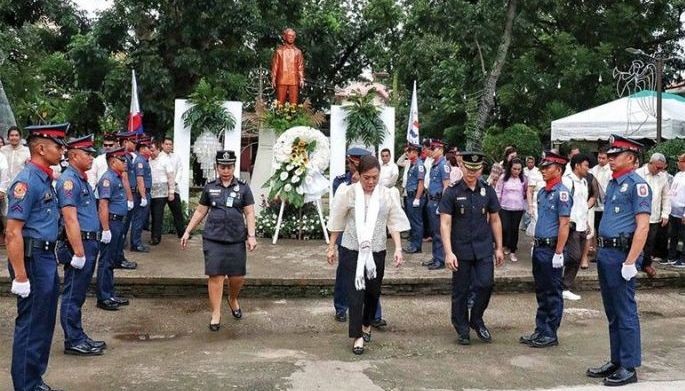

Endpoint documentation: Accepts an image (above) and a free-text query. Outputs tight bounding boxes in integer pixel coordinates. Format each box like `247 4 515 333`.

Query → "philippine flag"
406 80 419 145
128 69 144 135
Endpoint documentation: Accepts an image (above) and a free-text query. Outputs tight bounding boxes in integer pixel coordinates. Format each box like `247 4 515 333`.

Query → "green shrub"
256 201 328 240
483 123 543 165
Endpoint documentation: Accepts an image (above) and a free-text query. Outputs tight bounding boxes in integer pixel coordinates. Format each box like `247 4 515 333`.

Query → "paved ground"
1 233 683 296
1 290 684 390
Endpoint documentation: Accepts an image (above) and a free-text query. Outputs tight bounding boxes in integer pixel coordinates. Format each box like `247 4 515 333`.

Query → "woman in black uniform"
181 150 257 331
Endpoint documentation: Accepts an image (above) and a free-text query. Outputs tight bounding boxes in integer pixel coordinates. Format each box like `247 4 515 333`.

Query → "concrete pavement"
1 234 684 297
1 290 684 390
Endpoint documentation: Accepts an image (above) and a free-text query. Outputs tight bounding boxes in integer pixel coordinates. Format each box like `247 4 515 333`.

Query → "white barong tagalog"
353 182 379 290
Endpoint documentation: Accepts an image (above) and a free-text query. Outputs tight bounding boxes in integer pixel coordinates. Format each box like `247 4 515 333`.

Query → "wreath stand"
272 198 330 245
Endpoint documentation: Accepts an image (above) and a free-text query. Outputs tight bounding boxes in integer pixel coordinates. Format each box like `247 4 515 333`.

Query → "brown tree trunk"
467 0 518 151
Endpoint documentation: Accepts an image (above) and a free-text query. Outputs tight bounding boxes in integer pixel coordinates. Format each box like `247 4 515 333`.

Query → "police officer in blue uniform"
7 123 67 391
115 131 137 269
130 136 152 252
586 135 651 387
56 135 107 356
520 150 572 348
96 147 131 311
424 139 451 270
403 143 425 253
439 152 504 345
181 150 257 331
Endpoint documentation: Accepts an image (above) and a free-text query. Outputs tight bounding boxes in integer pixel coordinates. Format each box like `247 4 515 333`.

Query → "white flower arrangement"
266 126 330 207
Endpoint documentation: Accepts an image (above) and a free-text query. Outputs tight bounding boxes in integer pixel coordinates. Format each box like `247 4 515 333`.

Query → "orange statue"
271 28 304 105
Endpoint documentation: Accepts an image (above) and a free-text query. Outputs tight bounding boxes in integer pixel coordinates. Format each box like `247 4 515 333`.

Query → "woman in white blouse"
327 155 410 355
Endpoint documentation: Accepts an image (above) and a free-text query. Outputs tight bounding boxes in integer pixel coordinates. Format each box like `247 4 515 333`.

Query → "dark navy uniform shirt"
57 165 100 232
97 168 129 216
598 171 652 238
332 172 352 195
199 177 255 243
406 158 425 193
133 154 152 190
438 179 500 261
429 156 451 196
535 181 573 238
125 153 137 191
7 162 59 242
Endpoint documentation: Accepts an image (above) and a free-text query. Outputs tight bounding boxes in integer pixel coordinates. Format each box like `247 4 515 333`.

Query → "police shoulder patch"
137 162 143 169
13 182 28 199
418 165 425 172
444 164 450 173
636 183 649 198
102 179 110 188
63 180 74 191
559 191 569 202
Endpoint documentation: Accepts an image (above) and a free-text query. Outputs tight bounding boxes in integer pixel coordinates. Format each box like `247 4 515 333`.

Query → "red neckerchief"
544 177 561 192
29 160 53 180
612 167 633 180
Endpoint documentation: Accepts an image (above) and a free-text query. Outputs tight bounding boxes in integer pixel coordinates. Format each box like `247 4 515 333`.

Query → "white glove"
621 263 638 281
70 255 86 269
140 197 148 207
101 230 112 244
552 252 564 268
11 279 30 298
127 200 134 210
412 198 420 208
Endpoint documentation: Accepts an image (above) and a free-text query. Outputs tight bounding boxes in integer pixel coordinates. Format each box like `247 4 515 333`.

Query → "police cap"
216 150 236 165
66 134 97 153
540 150 569 168
460 151 485 170
25 123 69 146
346 147 371 157
606 134 644 156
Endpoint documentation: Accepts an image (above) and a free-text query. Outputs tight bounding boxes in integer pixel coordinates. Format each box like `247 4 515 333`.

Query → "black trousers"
642 223 661 268
500 209 524 253
451 256 494 336
653 222 669 259
339 246 386 339
150 197 167 242
563 230 586 290
166 192 186 237
668 215 684 261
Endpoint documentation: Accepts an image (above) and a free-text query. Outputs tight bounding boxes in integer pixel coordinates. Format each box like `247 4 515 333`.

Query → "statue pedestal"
250 128 277 215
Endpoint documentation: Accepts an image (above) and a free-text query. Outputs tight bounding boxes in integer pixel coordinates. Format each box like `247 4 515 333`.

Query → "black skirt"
202 238 247 277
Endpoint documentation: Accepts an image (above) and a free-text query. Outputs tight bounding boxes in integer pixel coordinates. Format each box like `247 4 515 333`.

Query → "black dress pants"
642 222 660 268
166 192 186 237
150 197 167 242
563 229 586 290
339 246 386 339
500 209 524 253
668 215 684 261
451 256 494 336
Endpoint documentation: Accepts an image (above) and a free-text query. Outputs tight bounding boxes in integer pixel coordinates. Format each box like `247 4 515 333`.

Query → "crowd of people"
3 121 674 389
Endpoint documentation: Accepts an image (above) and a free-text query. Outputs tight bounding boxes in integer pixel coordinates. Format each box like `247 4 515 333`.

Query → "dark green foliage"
182 78 236 139
343 90 386 148
482 123 543 163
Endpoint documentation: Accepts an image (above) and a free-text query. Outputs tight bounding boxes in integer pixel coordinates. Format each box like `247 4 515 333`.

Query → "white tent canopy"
551 91 685 141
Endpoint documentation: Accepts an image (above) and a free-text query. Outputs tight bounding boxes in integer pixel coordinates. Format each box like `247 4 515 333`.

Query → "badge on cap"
636 183 648 197
223 152 230 160
471 155 479 162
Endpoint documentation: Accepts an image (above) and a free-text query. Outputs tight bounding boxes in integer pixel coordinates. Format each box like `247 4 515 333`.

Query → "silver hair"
649 152 666 164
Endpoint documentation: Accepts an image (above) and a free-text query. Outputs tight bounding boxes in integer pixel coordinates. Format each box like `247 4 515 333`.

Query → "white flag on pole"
406 80 419 144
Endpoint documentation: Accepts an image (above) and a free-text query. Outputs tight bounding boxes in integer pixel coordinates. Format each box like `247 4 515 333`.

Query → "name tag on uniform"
456 197 467 200
209 189 221 194
226 197 234 207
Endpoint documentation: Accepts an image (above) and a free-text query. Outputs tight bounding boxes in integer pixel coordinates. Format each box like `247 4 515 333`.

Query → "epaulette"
237 178 246 185
335 174 346 179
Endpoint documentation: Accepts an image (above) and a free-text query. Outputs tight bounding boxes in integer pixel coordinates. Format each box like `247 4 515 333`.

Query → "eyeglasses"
103 143 116 147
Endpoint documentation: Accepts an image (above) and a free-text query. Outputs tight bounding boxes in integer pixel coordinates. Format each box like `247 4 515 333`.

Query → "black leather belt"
428 194 442 201
533 237 557 248
597 236 633 250
24 238 56 251
109 213 125 221
81 231 99 240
